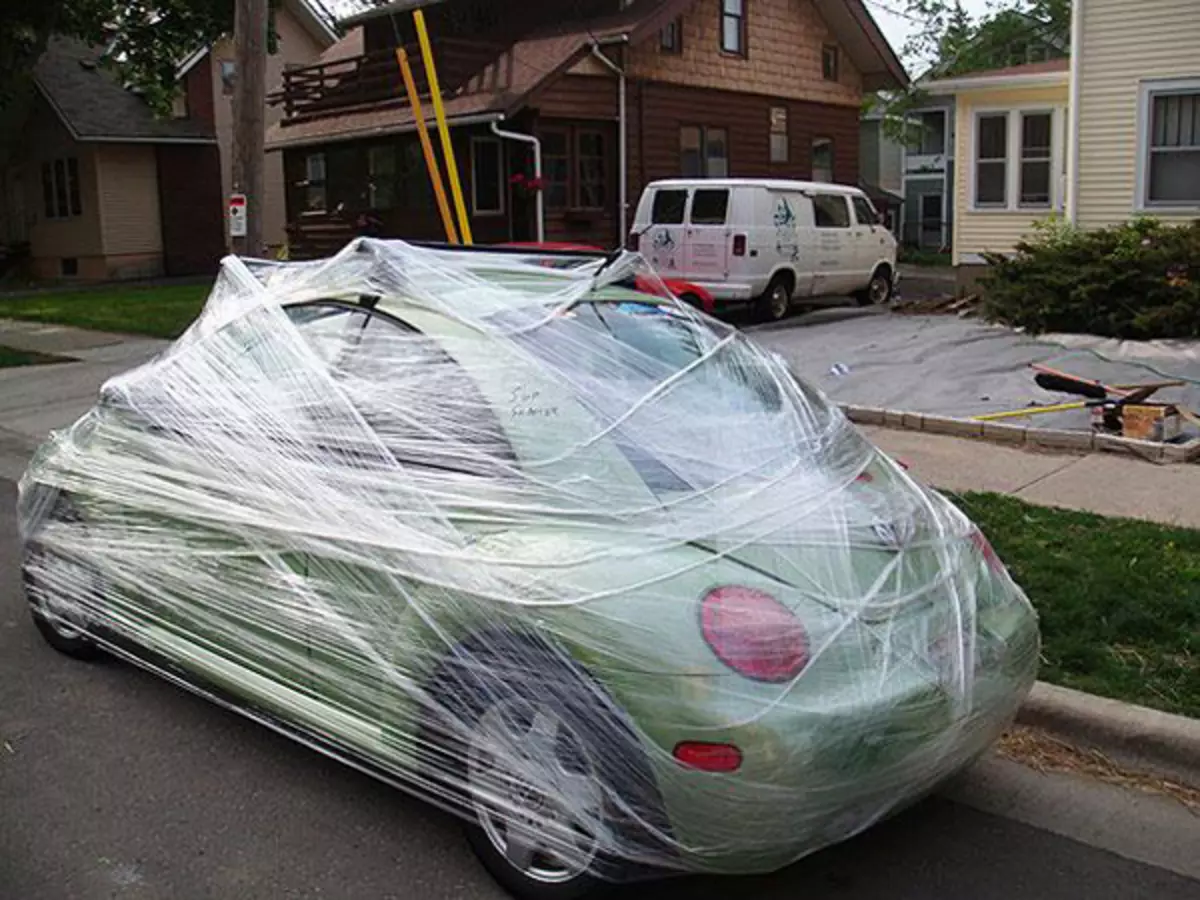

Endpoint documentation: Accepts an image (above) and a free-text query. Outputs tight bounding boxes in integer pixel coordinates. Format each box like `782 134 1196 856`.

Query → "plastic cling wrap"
19 239 1038 882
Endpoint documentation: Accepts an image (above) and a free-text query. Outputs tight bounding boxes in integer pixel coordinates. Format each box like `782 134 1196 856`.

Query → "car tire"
754 275 793 323
426 633 669 900
855 268 893 307
22 492 103 661
677 292 704 312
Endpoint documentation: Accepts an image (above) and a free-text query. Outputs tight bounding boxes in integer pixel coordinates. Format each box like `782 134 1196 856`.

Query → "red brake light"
732 234 747 256
970 528 1004 574
700 586 809 682
673 741 743 772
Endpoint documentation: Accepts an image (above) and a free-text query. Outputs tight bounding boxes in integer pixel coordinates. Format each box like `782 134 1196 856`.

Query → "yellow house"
925 59 1070 285
1069 0 1200 229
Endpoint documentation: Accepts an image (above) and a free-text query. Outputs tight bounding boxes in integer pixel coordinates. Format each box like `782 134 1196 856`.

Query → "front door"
810 192 855 295
682 187 730 282
920 193 943 249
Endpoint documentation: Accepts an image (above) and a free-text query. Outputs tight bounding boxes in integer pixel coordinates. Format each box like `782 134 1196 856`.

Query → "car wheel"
754 275 793 323
855 269 893 307
429 635 669 900
677 292 703 311
23 540 102 660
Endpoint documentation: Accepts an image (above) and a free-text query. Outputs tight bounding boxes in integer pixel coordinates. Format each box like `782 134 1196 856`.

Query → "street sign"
228 193 247 239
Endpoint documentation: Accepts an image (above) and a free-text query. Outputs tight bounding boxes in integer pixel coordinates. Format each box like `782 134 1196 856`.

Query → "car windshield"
500 299 836 494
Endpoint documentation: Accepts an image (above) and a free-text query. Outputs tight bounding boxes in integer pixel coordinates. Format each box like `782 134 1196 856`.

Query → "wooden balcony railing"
272 38 509 124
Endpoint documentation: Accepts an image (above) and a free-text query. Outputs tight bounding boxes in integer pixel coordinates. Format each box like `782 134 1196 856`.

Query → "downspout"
491 119 544 243
590 41 628 246
1066 0 1083 224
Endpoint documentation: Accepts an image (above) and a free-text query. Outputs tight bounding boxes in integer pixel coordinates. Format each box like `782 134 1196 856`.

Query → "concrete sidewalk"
864 424 1200 529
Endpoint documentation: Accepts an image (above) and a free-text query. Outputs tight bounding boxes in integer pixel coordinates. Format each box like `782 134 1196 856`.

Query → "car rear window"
689 189 730 225
812 193 851 228
650 189 687 224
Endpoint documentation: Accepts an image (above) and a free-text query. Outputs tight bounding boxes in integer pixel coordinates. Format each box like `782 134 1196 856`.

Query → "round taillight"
700 586 810 682
969 528 1005 574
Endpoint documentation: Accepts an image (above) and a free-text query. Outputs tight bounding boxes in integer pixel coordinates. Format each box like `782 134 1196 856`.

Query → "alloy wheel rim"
466 699 603 884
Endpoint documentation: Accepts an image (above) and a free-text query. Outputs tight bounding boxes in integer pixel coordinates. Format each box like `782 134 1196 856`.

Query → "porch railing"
271 38 509 124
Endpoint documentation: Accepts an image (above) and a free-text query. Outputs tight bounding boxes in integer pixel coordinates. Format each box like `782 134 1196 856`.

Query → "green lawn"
0 283 210 339
955 492 1200 718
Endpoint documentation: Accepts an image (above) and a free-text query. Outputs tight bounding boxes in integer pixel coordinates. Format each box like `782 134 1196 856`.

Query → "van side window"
812 194 851 228
651 189 687 224
851 196 877 226
689 189 729 225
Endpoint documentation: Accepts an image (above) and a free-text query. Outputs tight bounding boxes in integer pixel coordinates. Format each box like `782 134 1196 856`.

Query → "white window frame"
969 106 1065 213
470 136 504 216
1017 109 1054 210
1136 77 1200 212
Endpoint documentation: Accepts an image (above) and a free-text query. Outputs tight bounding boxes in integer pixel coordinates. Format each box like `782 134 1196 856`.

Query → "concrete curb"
840 403 1200 465
1017 682 1200 790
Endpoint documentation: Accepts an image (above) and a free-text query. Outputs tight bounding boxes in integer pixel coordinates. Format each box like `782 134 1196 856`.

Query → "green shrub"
979 217 1200 339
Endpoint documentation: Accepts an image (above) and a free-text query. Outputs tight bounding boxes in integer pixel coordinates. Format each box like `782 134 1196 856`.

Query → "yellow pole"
972 401 1088 421
413 8 473 244
395 46 458 244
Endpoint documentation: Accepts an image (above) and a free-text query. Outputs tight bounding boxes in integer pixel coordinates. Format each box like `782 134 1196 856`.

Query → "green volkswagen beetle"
19 240 1038 900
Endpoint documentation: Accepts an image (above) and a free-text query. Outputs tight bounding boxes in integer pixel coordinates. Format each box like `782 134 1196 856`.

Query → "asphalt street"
2 479 1199 900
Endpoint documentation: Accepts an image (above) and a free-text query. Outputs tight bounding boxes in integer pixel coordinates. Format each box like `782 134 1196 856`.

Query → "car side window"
812 194 851 228
286 302 516 475
650 189 687 224
689 189 730 225
851 196 877 226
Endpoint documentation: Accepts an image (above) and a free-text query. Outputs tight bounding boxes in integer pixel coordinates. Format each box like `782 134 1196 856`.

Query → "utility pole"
231 0 268 257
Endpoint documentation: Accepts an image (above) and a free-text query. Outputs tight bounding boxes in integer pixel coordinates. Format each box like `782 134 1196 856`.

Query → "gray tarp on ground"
755 311 1200 435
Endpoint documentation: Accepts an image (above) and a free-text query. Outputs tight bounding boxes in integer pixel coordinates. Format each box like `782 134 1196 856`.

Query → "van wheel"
855 268 893 306
755 275 793 323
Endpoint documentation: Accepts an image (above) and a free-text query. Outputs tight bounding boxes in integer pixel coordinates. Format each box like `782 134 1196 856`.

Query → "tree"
875 0 1071 140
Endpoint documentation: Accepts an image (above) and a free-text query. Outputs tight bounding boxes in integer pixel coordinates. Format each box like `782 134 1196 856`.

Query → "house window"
304 153 326 212
1019 112 1053 207
974 113 1008 207
367 145 397 210
470 137 504 215
680 126 728 177
812 193 850 228
720 0 745 56
41 157 82 219
811 137 834 182
1141 81 1200 207
660 17 682 53
908 110 946 155
769 106 788 163
576 130 607 209
220 60 236 97
822 45 839 81
542 129 569 209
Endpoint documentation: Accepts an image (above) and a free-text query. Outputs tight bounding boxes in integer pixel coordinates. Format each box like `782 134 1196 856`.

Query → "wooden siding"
952 85 1069 264
530 74 618 121
628 0 862 109
1075 0 1200 228
629 80 860 202
183 55 215 128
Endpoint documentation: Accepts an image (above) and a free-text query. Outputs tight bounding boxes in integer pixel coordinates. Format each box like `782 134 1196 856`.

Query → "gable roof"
35 38 216 144
924 58 1069 94
176 0 339 80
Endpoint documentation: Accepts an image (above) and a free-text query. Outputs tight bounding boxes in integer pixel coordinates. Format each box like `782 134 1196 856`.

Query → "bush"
979 217 1200 339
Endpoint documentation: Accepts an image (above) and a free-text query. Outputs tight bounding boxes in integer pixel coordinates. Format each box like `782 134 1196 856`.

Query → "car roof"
643 178 863 195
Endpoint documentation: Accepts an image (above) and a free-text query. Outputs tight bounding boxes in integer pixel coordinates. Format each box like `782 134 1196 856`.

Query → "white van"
630 179 898 322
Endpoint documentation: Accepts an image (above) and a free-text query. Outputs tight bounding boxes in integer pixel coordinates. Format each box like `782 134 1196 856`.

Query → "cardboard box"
1121 403 1182 442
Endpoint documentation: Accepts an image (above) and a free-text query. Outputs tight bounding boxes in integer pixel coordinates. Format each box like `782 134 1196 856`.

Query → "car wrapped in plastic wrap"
18 239 1039 899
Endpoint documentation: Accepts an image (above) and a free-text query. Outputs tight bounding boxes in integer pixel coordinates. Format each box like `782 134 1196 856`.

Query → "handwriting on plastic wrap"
509 385 559 419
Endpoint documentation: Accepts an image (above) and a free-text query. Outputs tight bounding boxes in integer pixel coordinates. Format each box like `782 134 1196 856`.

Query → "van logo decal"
774 198 800 262
651 230 676 251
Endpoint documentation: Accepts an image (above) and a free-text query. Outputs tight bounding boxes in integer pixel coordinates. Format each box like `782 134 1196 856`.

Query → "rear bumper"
632 597 1039 874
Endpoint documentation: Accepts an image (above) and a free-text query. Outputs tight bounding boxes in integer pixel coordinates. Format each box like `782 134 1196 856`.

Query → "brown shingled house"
267 0 907 255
